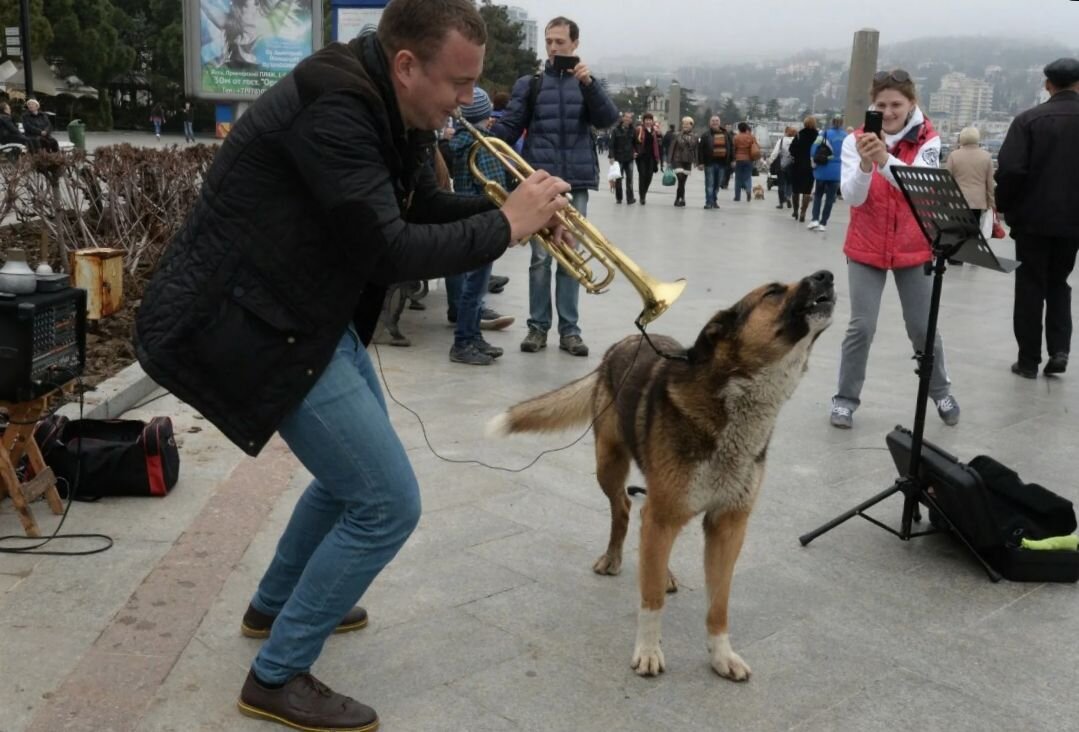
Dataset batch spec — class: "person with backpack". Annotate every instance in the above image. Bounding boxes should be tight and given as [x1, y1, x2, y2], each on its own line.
[767, 125, 796, 209]
[492, 15, 619, 358]
[807, 116, 847, 231]
[697, 114, 734, 209]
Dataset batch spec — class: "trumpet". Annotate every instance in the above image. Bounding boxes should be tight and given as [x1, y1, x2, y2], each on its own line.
[451, 114, 686, 326]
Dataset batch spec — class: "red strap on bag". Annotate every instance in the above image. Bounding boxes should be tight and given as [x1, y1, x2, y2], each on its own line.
[145, 419, 168, 497]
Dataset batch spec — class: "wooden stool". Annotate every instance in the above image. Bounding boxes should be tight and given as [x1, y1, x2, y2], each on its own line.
[0, 385, 72, 537]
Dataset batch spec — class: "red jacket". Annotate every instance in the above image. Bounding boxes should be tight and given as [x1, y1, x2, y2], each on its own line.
[844, 118, 938, 270]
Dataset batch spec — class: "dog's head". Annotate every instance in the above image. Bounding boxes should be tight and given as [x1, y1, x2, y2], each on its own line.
[688, 270, 835, 369]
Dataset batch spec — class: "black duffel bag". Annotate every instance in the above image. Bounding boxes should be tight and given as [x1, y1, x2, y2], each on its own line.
[33, 415, 180, 499]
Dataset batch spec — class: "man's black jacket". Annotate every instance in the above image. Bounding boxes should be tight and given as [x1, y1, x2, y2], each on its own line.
[136, 33, 510, 455]
[608, 122, 634, 163]
[996, 90, 1079, 239]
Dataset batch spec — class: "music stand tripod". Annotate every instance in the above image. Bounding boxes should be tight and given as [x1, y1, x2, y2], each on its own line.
[798, 166, 1018, 581]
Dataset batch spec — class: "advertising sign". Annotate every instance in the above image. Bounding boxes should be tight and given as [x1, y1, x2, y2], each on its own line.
[335, 8, 382, 43]
[184, 0, 324, 101]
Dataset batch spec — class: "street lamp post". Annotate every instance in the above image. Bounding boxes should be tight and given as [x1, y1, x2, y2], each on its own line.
[18, 0, 33, 98]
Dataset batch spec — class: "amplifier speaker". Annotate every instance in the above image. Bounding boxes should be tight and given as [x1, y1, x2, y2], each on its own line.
[0, 287, 87, 402]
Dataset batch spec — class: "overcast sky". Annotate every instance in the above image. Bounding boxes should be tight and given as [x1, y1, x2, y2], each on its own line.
[505, 0, 1079, 64]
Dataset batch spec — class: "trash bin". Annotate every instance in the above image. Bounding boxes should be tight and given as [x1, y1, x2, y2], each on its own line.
[67, 119, 86, 151]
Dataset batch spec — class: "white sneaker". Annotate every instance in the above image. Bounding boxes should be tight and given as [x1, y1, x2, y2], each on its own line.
[807, 220, 820, 230]
[816, 224, 827, 232]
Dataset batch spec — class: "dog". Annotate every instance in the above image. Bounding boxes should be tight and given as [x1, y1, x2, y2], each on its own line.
[752, 184, 766, 200]
[488, 271, 835, 680]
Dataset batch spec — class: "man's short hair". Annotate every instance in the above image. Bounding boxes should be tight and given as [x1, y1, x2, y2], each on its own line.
[545, 16, 579, 42]
[378, 0, 486, 64]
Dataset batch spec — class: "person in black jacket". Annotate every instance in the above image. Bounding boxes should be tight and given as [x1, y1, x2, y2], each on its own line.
[21, 99, 59, 153]
[0, 103, 32, 151]
[997, 58, 1079, 379]
[696, 115, 734, 209]
[135, 1, 571, 728]
[608, 111, 636, 204]
[787, 116, 819, 222]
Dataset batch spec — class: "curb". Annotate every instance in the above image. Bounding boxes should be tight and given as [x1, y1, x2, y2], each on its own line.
[58, 361, 161, 420]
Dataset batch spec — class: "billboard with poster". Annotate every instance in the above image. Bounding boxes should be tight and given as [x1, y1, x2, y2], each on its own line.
[184, 0, 324, 102]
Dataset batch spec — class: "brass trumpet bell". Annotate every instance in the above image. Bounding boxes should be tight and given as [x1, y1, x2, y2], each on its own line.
[452, 113, 686, 326]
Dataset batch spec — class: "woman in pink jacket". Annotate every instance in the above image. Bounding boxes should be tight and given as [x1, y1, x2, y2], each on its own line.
[830, 70, 960, 429]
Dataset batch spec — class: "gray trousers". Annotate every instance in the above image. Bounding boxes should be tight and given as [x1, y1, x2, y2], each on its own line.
[834, 260, 952, 410]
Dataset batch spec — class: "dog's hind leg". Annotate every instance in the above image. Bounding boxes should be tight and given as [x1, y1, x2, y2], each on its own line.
[592, 436, 632, 577]
[632, 503, 688, 676]
[703, 509, 752, 681]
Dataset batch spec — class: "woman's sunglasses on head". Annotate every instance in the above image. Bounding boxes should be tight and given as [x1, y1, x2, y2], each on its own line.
[874, 70, 911, 83]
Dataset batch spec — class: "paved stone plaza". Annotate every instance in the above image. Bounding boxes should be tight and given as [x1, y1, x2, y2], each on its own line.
[2, 172, 1076, 731]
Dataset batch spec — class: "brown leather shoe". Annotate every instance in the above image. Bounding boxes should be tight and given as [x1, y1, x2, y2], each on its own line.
[241, 604, 368, 639]
[238, 670, 379, 731]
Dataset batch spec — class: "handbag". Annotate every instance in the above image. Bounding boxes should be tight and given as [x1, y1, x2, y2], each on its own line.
[607, 161, 622, 181]
[991, 208, 1006, 239]
[662, 167, 676, 186]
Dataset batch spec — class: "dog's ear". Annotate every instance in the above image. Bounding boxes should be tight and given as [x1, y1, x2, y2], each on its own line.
[688, 305, 741, 361]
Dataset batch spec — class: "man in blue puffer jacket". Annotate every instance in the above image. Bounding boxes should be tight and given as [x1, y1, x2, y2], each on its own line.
[493, 16, 619, 357]
[808, 116, 847, 232]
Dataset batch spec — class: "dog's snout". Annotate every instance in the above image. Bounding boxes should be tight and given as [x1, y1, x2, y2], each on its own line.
[810, 270, 834, 287]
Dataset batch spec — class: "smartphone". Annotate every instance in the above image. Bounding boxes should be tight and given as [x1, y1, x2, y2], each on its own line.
[864, 110, 884, 138]
[552, 55, 580, 73]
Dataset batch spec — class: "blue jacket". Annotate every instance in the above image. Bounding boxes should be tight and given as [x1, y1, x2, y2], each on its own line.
[811, 127, 847, 182]
[492, 62, 619, 190]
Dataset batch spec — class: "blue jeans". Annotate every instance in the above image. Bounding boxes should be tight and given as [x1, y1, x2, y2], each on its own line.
[812, 180, 839, 224]
[251, 328, 421, 684]
[152, 119, 162, 136]
[446, 262, 492, 347]
[183, 121, 194, 141]
[704, 162, 724, 206]
[733, 161, 753, 201]
[527, 189, 586, 337]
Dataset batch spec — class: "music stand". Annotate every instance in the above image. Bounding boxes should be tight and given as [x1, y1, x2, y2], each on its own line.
[799, 166, 1018, 581]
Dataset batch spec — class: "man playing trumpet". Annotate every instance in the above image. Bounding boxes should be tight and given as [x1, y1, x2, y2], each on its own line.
[135, 1, 572, 729]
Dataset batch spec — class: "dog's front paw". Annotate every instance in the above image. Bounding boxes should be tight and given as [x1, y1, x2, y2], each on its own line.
[708, 633, 751, 682]
[631, 643, 665, 676]
[592, 553, 622, 576]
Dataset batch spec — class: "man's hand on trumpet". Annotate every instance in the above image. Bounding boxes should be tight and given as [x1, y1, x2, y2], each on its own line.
[501, 169, 571, 244]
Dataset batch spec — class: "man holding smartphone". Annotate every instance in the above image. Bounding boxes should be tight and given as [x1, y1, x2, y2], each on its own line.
[492, 16, 619, 358]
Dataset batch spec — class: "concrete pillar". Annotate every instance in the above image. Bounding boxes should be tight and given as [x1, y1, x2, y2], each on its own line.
[668, 81, 681, 127]
[844, 29, 879, 129]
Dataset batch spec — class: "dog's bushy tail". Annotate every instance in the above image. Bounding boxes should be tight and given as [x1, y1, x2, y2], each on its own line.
[487, 371, 599, 436]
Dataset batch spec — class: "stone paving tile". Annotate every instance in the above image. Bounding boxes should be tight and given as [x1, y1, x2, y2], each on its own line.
[795, 668, 1033, 732]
